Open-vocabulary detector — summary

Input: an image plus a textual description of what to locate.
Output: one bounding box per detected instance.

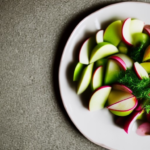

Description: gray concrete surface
[0,0,150,150]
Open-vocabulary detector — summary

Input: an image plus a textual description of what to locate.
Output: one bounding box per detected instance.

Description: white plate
[59,2,150,150]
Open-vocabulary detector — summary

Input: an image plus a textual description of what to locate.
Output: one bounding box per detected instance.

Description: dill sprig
[117,69,150,113]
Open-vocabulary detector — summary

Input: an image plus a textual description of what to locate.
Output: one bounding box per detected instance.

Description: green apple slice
[73,62,85,81]
[91,66,103,91]
[77,63,94,94]
[113,53,133,69]
[79,37,96,64]
[89,86,111,111]
[107,90,137,116]
[104,20,122,46]
[104,59,121,85]
[140,62,150,74]
[118,41,128,54]
[90,42,118,63]
[95,58,107,68]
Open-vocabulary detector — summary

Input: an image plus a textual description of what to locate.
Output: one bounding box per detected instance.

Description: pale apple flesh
[89,86,111,111]
[77,63,94,94]
[91,66,103,91]
[96,30,104,44]
[140,62,150,74]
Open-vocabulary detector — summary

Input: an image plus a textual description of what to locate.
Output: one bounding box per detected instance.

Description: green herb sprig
[117,69,150,113]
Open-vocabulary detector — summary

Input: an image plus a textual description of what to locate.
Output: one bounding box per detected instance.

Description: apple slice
[112,83,132,94]
[124,109,143,134]
[118,41,128,54]
[79,37,96,64]
[107,96,137,112]
[77,63,94,94]
[143,45,150,62]
[91,66,103,91]
[89,86,111,111]
[144,25,150,36]
[90,42,118,63]
[104,59,121,85]
[103,20,122,46]
[140,62,150,74]
[107,90,137,116]
[134,62,149,79]
[136,122,150,136]
[122,18,144,46]
[109,55,126,71]
[96,30,104,44]
[113,53,133,69]
[95,58,107,68]
[73,62,84,81]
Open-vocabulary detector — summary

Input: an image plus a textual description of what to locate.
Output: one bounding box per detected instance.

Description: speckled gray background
[0,0,150,150]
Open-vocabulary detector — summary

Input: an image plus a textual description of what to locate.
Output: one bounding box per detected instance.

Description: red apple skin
[136,122,150,136]
[107,96,138,112]
[112,83,132,94]
[121,18,133,47]
[144,25,150,36]
[146,112,150,123]
[133,63,142,80]
[124,109,143,134]
[109,56,126,71]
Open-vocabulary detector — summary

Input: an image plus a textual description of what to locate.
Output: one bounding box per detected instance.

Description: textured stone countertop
[0,0,150,150]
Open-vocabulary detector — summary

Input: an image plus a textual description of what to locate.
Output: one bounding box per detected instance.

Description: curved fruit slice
[136,122,150,136]
[143,45,150,62]
[140,62,150,74]
[90,42,118,63]
[73,62,84,81]
[104,20,122,46]
[104,59,121,85]
[107,90,137,116]
[122,18,144,46]
[109,55,126,71]
[96,30,104,44]
[144,25,150,36]
[132,33,149,46]
[107,96,137,112]
[91,66,103,91]
[95,58,107,68]
[89,86,111,111]
[124,110,144,134]
[134,62,149,79]
[113,53,133,69]
[77,63,94,94]
[79,37,96,64]
[118,41,128,54]
[112,83,132,94]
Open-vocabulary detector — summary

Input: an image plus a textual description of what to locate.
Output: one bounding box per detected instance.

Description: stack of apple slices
[73,18,150,134]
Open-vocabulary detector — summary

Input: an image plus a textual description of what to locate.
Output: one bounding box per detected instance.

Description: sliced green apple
[104,20,122,46]
[77,63,94,94]
[140,62,150,74]
[107,90,137,116]
[143,45,150,62]
[113,53,133,69]
[95,58,107,68]
[122,18,144,46]
[91,66,103,91]
[134,62,149,79]
[118,41,128,54]
[96,30,104,44]
[90,42,118,63]
[89,86,111,111]
[104,59,121,85]
[73,62,85,81]
[79,37,96,64]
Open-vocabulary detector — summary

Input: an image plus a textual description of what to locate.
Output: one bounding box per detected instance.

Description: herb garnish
[117,69,150,113]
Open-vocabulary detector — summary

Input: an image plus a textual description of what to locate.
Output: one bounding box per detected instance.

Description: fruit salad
[73,18,150,136]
